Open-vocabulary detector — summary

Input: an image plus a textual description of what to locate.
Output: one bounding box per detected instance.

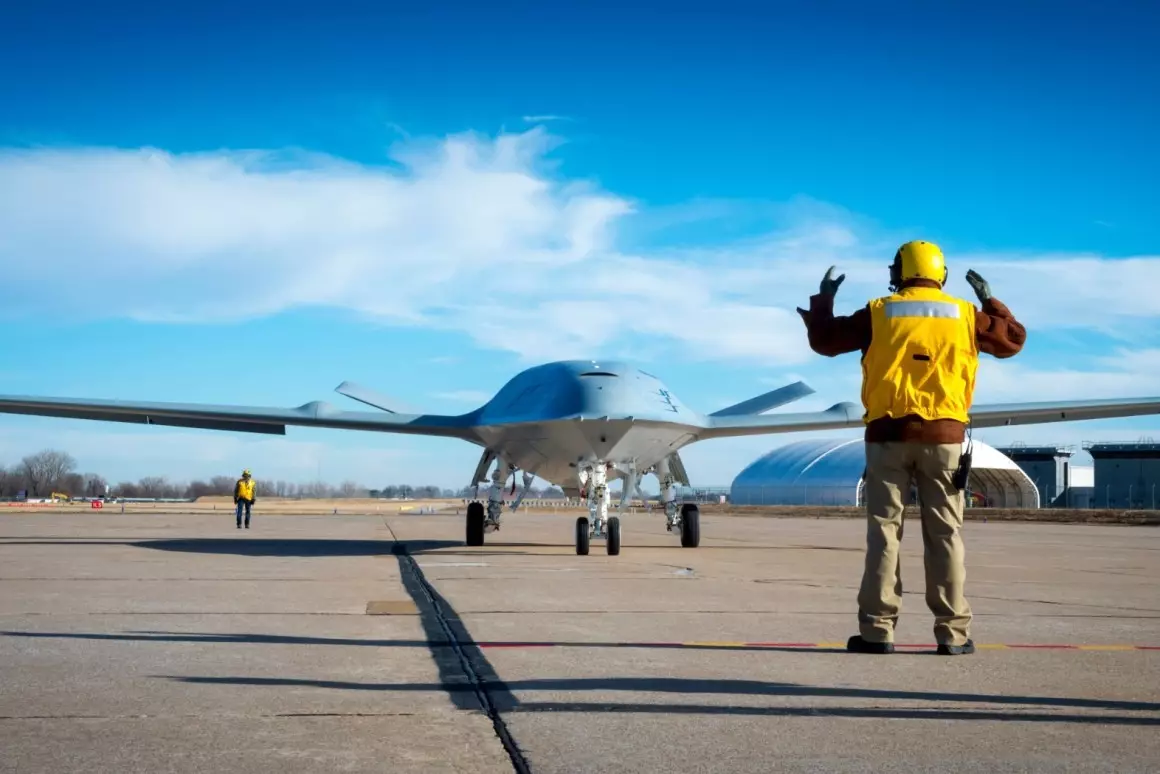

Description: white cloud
[973,350,1160,404]
[7,127,1160,489]
[2,127,1159,370]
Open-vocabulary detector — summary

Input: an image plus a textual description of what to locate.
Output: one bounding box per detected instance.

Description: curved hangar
[729,437,1039,509]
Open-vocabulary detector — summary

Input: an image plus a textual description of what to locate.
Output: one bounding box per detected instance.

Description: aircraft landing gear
[654,456,700,548]
[575,462,620,555]
[575,516,589,555]
[679,503,700,548]
[466,501,485,546]
[574,514,620,555]
[607,515,621,555]
[465,456,512,547]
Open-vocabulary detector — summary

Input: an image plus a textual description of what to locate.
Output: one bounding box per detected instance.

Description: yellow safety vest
[235,478,256,500]
[860,286,978,424]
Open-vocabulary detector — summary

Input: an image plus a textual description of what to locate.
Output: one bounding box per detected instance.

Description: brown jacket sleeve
[799,293,871,357]
[974,297,1026,358]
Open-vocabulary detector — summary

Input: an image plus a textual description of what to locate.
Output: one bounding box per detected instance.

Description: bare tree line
[1,448,568,501]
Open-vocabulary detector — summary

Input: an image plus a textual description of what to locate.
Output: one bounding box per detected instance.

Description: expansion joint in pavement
[388,535,533,774]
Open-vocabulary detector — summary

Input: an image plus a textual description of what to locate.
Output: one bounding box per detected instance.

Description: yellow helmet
[242,469,251,477]
[890,240,947,291]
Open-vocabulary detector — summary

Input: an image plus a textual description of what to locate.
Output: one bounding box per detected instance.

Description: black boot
[937,639,975,655]
[846,635,894,654]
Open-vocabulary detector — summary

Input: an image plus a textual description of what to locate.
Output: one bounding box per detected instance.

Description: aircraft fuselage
[465,360,703,491]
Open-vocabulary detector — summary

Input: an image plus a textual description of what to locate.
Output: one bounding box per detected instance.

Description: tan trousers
[858,441,972,646]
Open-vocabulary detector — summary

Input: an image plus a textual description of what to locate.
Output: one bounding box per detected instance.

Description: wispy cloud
[521,114,570,123]
[2,127,1158,369]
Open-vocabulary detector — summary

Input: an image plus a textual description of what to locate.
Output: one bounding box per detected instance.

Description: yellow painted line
[1076,644,1136,651]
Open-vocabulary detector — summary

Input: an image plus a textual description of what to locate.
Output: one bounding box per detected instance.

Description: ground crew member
[234,469,256,529]
[797,240,1026,655]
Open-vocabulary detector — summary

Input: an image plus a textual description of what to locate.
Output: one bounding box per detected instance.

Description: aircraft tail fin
[708,380,816,417]
[334,381,419,414]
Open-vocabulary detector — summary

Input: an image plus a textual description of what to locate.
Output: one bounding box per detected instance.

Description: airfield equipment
[3,359,1160,555]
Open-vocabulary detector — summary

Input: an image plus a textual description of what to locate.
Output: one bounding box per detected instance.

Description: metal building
[1083,441,1160,509]
[991,444,1095,508]
[730,437,1040,508]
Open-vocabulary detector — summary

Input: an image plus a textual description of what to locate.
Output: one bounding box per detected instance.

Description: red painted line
[476,641,1156,651]
[478,642,555,648]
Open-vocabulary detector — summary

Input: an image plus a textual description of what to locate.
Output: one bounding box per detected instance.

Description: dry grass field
[4,496,1158,524]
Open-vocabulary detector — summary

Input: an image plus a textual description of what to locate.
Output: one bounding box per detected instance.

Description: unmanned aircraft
[2,359,1159,555]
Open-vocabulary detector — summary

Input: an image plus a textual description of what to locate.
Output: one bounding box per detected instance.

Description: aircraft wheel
[680,503,700,547]
[606,516,621,556]
[466,502,485,546]
[575,517,590,555]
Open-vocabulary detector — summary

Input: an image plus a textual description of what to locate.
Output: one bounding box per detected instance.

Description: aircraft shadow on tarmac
[134,537,466,557]
[2,537,854,557]
[5,542,1159,729]
[3,627,1157,725]
[123,537,797,557]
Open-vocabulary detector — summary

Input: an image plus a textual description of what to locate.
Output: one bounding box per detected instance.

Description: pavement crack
[385,523,533,774]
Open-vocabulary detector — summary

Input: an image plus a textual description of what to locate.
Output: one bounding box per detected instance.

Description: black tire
[466,502,485,546]
[575,516,590,555]
[680,503,700,547]
[606,516,621,556]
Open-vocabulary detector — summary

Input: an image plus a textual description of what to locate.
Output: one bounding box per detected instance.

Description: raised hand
[965,269,991,302]
[819,266,845,297]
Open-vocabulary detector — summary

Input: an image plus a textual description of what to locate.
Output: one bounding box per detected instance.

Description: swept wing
[700,397,1160,440]
[708,380,816,417]
[0,394,478,440]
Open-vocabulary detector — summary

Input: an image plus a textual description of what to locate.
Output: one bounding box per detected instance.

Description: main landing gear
[678,502,700,548]
[465,456,531,547]
[655,456,700,549]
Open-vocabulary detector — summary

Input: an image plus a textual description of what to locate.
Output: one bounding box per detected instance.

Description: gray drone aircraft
[2,358,1159,555]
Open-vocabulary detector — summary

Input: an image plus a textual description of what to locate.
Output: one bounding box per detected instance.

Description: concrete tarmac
[1,509,1157,773]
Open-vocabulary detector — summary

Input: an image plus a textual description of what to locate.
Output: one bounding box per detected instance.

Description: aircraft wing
[699,397,1160,440]
[0,394,479,440]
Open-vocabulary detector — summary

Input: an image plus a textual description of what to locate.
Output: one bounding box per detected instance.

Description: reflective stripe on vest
[861,288,978,424]
[884,300,962,319]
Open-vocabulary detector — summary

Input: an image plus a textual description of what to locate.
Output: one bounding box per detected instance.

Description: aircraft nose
[576,373,635,418]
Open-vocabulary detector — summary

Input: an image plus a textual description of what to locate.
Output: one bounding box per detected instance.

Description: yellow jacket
[234,478,256,502]
[860,285,979,424]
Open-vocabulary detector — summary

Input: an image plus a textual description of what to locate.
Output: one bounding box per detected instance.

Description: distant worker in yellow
[234,469,257,529]
[797,240,1026,655]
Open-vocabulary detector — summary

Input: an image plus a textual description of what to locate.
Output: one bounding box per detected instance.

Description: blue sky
[1,0,1158,489]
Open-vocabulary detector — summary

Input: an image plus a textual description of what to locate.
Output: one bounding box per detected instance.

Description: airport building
[729,437,1039,508]
[991,444,1095,509]
[1082,441,1160,509]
